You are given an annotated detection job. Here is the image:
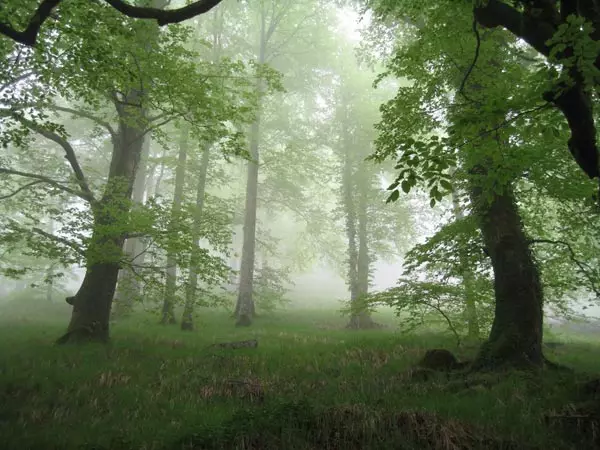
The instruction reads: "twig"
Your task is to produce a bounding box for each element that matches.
[530,238,600,297]
[31,227,85,256]
[0,179,45,200]
[457,15,481,104]
[9,113,96,203]
[0,167,86,199]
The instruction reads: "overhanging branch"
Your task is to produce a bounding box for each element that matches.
[0,167,88,200]
[49,105,116,140]
[530,238,600,297]
[0,179,46,200]
[0,0,61,46]
[9,113,96,203]
[31,226,86,257]
[103,0,223,25]
[0,0,223,47]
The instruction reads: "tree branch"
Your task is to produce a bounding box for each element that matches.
[31,226,86,257]
[0,167,88,200]
[0,179,46,200]
[9,113,96,203]
[102,0,224,26]
[474,0,555,57]
[0,0,61,46]
[457,15,481,104]
[0,0,223,47]
[529,238,600,297]
[48,105,116,139]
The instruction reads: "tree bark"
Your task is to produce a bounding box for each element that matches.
[468,163,544,369]
[57,88,146,344]
[235,118,260,327]
[161,126,189,325]
[181,143,211,331]
[113,134,151,317]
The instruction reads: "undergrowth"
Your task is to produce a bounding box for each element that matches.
[0,300,599,449]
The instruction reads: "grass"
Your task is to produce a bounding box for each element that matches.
[0,299,599,449]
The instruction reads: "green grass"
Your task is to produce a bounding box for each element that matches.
[0,300,599,449]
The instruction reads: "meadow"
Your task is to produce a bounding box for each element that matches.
[1,299,599,450]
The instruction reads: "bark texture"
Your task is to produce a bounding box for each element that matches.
[57,88,146,344]
[469,164,544,369]
[113,135,150,317]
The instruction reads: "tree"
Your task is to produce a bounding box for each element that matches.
[160,125,190,325]
[233,0,333,327]
[0,1,255,342]
[366,1,582,368]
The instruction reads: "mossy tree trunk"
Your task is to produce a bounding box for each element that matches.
[469,163,544,369]
[57,89,147,344]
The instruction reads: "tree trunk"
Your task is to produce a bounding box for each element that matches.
[235,9,268,327]
[451,187,479,340]
[161,126,189,325]
[348,169,376,329]
[235,118,260,327]
[181,143,211,331]
[45,219,55,303]
[57,90,146,344]
[153,149,167,197]
[469,163,544,369]
[113,135,151,317]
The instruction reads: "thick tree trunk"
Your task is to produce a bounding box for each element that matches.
[57,88,146,344]
[161,126,189,325]
[469,164,544,369]
[113,135,150,317]
[451,187,479,340]
[181,143,211,331]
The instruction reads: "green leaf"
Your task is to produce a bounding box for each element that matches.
[387,189,400,203]
[439,179,452,191]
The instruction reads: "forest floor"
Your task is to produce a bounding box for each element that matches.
[1,299,599,449]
